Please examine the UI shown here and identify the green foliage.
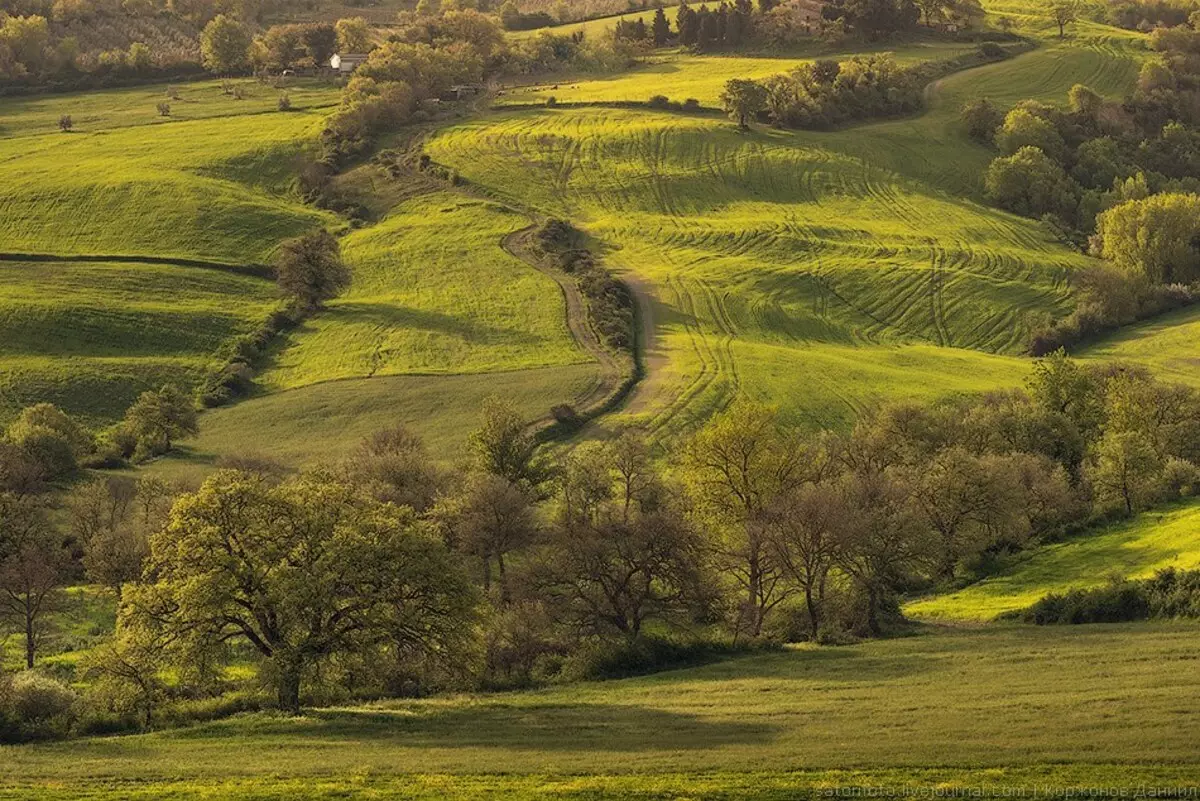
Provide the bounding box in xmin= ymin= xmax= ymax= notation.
xmin=984 ymin=145 xmax=1077 ymax=220
xmin=200 ymin=15 xmax=251 ymax=74
xmin=273 ymin=229 xmax=349 ymax=311
xmin=719 ymin=77 xmax=767 ymax=128
xmin=1094 ymin=193 xmax=1200 ymax=284
xmin=121 ymin=385 xmax=198 ymax=461
xmin=129 ymin=469 xmax=479 ymax=712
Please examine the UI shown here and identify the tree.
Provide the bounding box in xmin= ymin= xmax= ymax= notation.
xmin=274 ymin=229 xmax=350 ymax=311
xmin=200 ymin=14 xmax=251 ymax=74
xmin=434 ymin=474 xmax=539 ymax=604
xmin=129 ymin=469 xmax=478 ymax=713
xmin=677 ymin=0 xmax=697 ymax=45
xmin=545 ymin=506 xmax=704 ymax=638
xmin=914 ymin=0 xmax=946 ymax=26
xmin=122 ymin=385 xmax=197 ymax=459
xmin=0 ymin=494 xmax=66 ymax=669
xmin=343 ymin=426 xmax=443 ymax=514
xmin=468 ymin=396 xmax=547 ymax=490
xmin=1089 ymin=430 xmax=1163 ymax=515
xmin=652 ymin=6 xmax=671 ymax=45
xmin=766 ymin=482 xmax=844 ymax=640
xmin=995 ymin=107 xmax=1066 ymax=160
xmin=58 ymin=114 xmax=72 ymax=132
xmin=1049 ymin=0 xmax=1080 ymax=38
xmin=335 ymin=17 xmax=371 ymax=53
xmin=960 ymin=98 xmax=1001 ymax=143
xmin=685 ymin=402 xmax=806 ymax=640
xmin=1094 ymin=193 xmax=1200 ymax=285
xmin=720 ymin=78 xmax=767 ymax=129
xmin=5 ymin=403 xmax=91 ymax=479
xmin=984 ymin=146 xmax=1078 ymax=220
xmin=301 ymin=23 xmax=337 ymax=67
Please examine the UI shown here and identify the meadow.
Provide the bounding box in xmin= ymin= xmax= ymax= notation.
xmin=3 ymin=623 xmax=1200 ymax=797
xmin=908 ymin=501 xmax=1200 ymax=621
xmin=0 ymin=81 xmax=337 ymax=424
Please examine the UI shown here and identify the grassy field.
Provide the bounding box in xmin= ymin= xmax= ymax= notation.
xmin=259 ymin=192 xmax=588 ymax=391
xmin=505 ymin=41 xmax=977 ymax=105
xmin=0 ymin=259 xmax=277 ymax=426
xmin=1078 ymin=304 xmax=1200 ymax=390
xmin=907 ymin=501 xmax=1200 ymax=621
xmin=143 ymin=364 xmax=601 ymax=482
xmin=3 ymin=623 xmax=1200 ymax=797
xmin=426 ymin=106 xmax=1081 ymax=433
xmin=0 ymin=78 xmax=340 ymax=140
xmin=0 ymin=81 xmax=339 ymax=423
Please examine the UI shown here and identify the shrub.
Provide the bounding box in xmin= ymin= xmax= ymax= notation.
xmin=156 ymin=101 xmax=170 ymax=116
xmin=0 ymin=673 xmax=78 ymax=743
xmin=647 ymin=94 xmax=670 ymax=109
xmin=57 ymin=114 xmax=72 ymax=131
xmin=1022 ymin=581 xmax=1150 ymax=625
xmin=545 ymin=95 xmax=557 ymax=107
xmin=683 ymin=98 xmax=701 ymax=111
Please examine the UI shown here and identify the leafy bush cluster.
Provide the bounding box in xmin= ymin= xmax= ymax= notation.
xmin=1019 ymin=567 xmax=1200 ymax=624
xmin=534 ymin=219 xmax=635 ymax=354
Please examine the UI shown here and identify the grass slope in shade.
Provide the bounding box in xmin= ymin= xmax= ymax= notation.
xmin=0 ymin=78 xmax=341 ymax=140
xmin=0 ymin=111 xmax=334 ymax=264
xmin=0 ymin=260 xmax=276 ymax=425
xmin=261 ymin=193 xmax=587 ymax=391
xmin=144 ymin=364 xmax=600 ymax=483
xmin=427 ymin=108 xmax=1083 ymax=434
xmin=3 ymin=624 xmax=1200 ymax=796
xmin=907 ymin=501 xmax=1200 ymax=621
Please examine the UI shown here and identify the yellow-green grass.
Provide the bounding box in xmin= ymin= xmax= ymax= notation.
xmin=142 ymin=364 xmax=601 ymax=484
xmin=0 ymin=260 xmax=276 ymax=425
xmin=1 ymin=586 xmax=115 ymax=675
xmin=508 ymin=2 xmax=682 ymax=40
xmin=4 ymin=623 xmax=1200 ymax=797
xmin=507 ymin=41 xmax=978 ymax=105
xmin=1078 ymin=304 xmax=1200 ymax=391
xmin=907 ymin=501 xmax=1200 ymax=622
xmin=426 ymin=107 xmax=1085 ymax=434
xmin=260 ymin=193 xmax=588 ymax=392
xmin=0 ymin=108 xmax=335 ymax=264
xmin=0 ymin=78 xmax=341 ymax=140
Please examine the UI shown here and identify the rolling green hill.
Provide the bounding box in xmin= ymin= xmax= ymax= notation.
xmin=3 ymin=623 xmax=1200 ymax=797
xmin=906 ymin=501 xmax=1200 ymax=622
xmin=0 ymin=81 xmax=338 ymax=424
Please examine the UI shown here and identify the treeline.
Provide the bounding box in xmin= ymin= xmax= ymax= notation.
xmin=714 ymin=44 xmax=1013 ymax=132
xmin=5 ymin=352 xmax=1200 ymax=738
xmin=320 ymin=9 xmax=636 ymax=163
xmin=968 ymin=24 xmax=1200 ymax=353
xmin=1108 ymin=0 xmax=1199 ymax=32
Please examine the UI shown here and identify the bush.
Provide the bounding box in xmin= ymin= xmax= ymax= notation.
xmin=683 ymin=98 xmax=701 ymax=111
xmin=277 ymin=92 xmax=291 ymax=111
xmin=58 ymin=114 xmax=72 ymax=131
xmin=0 ymin=673 xmax=78 ymax=743
xmin=647 ymin=94 xmax=670 ymax=109
xmin=1021 ymin=581 xmax=1150 ymax=624
xmin=545 ymin=95 xmax=557 ymax=107
xmin=556 ymin=635 xmax=755 ymax=682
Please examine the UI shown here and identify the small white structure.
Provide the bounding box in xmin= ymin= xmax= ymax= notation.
xmin=330 ymin=53 xmax=369 ymax=74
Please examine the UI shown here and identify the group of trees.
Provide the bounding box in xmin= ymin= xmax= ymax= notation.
xmin=1107 ymin=0 xmax=1199 ymax=32
xmin=719 ymin=54 xmax=924 ymax=130
xmin=5 ymin=352 xmax=1200 ymax=732
xmin=969 ymin=23 xmax=1200 ymax=350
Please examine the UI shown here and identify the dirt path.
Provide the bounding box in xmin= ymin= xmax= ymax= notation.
xmin=499 ymin=226 xmax=628 ymax=416
xmin=621 ymin=273 xmax=668 ymax=417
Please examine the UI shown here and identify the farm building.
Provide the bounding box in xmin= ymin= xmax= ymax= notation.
xmin=330 ymin=53 xmax=369 ymax=74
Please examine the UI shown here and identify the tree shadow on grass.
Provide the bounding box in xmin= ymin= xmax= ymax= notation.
xmin=172 ymin=703 xmax=777 ymax=752
xmin=671 ymin=646 xmax=938 ymax=685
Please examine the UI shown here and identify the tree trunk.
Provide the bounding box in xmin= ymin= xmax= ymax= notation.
xmin=866 ymin=584 xmax=881 ymax=636
xmin=25 ymin=608 xmax=35 ymax=669
xmin=805 ymin=584 xmax=819 ymax=642
xmin=497 ymin=551 xmax=509 ymax=606
xmin=277 ymin=660 xmax=303 ymax=715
